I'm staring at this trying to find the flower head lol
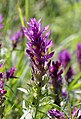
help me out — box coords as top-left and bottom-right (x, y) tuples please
(72, 107), (79, 118)
(11, 28), (24, 49)
(58, 49), (74, 83)
(62, 89), (68, 98)
(76, 43), (81, 70)
(48, 109), (65, 119)
(58, 49), (71, 68)
(72, 107), (81, 119)
(49, 61), (63, 86)
(0, 79), (7, 105)
(6, 67), (16, 80)
(24, 18), (54, 79)
(0, 67), (16, 105)
(49, 61), (63, 105)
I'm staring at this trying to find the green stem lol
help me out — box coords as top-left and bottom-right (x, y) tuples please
(34, 85), (41, 119)
(0, 104), (5, 119)
(54, 79), (61, 106)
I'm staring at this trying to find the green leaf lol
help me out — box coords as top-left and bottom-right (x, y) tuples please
(17, 88), (28, 94)
(20, 109), (32, 119)
(25, 0), (29, 21)
(68, 81), (81, 90)
(17, 4), (24, 27)
(39, 102), (68, 119)
(4, 104), (15, 117)
(68, 73), (81, 90)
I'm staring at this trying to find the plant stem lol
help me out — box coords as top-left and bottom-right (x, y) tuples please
(34, 85), (41, 119)
(0, 104), (4, 119)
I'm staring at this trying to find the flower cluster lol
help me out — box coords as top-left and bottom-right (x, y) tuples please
(49, 61), (63, 105)
(0, 14), (4, 38)
(58, 49), (74, 83)
(24, 18), (54, 81)
(0, 79), (7, 105)
(76, 43), (81, 70)
(48, 109), (65, 119)
(49, 61), (63, 89)
(11, 28), (24, 49)
(0, 65), (15, 105)
(49, 107), (81, 119)
(6, 67), (16, 80)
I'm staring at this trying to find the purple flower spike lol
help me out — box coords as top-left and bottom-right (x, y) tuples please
(49, 61), (63, 87)
(76, 43), (81, 70)
(0, 66), (16, 106)
(0, 79), (7, 105)
(24, 18), (54, 79)
(49, 61), (63, 105)
(58, 49), (74, 83)
(11, 28), (24, 49)
(58, 49), (71, 68)
(48, 109), (65, 119)
(49, 61), (63, 83)
(6, 67), (16, 80)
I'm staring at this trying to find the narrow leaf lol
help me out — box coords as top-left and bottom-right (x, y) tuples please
(69, 82), (81, 90)
(17, 5), (24, 27)
(17, 88), (28, 94)
(68, 73), (81, 90)
(25, 0), (29, 21)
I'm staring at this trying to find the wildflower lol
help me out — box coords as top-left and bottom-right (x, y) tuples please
(0, 78), (7, 105)
(62, 89), (68, 98)
(0, 67), (16, 103)
(76, 43), (81, 70)
(72, 107), (79, 118)
(6, 67), (16, 80)
(24, 18), (54, 80)
(11, 28), (24, 49)
(49, 61), (63, 86)
(72, 107), (81, 119)
(0, 66), (16, 118)
(24, 18), (54, 119)
(0, 81), (7, 119)
(58, 49), (74, 83)
(48, 109), (65, 119)
(49, 61), (63, 105)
